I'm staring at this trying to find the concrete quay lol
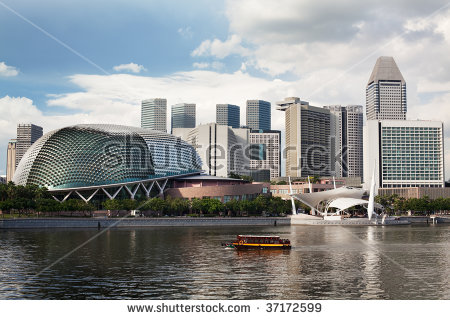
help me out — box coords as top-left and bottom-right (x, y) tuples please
(0, 217), (290, 229)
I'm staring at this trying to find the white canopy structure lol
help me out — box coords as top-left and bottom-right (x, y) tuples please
(291, 186), (365, 213)
(327, 197), (369, 211)
(290, 185), (382, 216)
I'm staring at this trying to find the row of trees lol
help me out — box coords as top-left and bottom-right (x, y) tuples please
(103, 195), (307, 216)
(0, 182), (96, 215)
(2, 181), (450, 216)
(375, 194), (450, 214)
(0, 182), (304, 216)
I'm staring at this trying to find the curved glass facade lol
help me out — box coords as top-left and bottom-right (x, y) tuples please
(13, 124), (202, 190)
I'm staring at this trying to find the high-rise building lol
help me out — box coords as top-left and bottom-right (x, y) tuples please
(141, 98), (167, 132)
(277, 97), (331, 178)
(249, 130), (281, 180)
(364, 120), (444, 189)
(6, 139), (16, 182)
(246, 100), (271, 131)
(16, 124), (43, 168)
(171, 103), (196, 132)
(173, 123), (249, 177)
(366, 56), (406, 120)
(324, 105), (363, 178)
(216, 104), (240, 128)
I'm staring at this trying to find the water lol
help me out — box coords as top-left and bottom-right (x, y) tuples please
(0, 224), (449, 299)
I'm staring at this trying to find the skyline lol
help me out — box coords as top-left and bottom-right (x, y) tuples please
(1, 0), (450, 177)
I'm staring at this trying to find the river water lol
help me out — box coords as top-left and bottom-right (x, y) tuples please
(0, 224), (448, 299)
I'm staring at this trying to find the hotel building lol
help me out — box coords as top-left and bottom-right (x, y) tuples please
(364, 120), (444, 189)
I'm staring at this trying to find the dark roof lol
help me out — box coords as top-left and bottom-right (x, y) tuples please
(174, 175), (244, 182)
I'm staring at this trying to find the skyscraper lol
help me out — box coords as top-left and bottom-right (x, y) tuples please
(246, 100), (271, 131)
(277, 97), (331, 178)
(141, 98), (167, 132)
(16, 124), (43, 168)
(249, 130), (281, 180)
(171, 103), (196, 132)
(6, 139), (16, 182)
(366, 56), (406, 120)
(364, 120), (444, 189)
(216, 104), (240, 128)
(173, 123), (249, 177)
(324, 105), (363, 178)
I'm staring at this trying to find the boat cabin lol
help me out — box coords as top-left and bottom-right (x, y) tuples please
(235, 235), (290, 245)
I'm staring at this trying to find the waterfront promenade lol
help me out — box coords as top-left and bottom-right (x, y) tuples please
(1, 215), (449, 229)
(0, 217), (290, 229)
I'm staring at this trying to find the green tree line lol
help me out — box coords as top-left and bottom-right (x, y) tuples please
(0, 182), (307, 217)
(104, 195), (308, 217)
(375, 194), (450, 215)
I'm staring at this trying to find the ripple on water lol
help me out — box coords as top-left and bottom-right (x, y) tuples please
(0, 225), (449, 299)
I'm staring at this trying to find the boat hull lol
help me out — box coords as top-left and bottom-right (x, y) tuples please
(232, 243), (291, 250)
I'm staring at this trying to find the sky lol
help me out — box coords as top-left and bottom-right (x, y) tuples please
(1, 0), (450, 178)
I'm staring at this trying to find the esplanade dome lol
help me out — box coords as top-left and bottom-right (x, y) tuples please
(13, 124), (202, 190)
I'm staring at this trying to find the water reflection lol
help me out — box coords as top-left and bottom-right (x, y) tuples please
(0, 225), (449, 299)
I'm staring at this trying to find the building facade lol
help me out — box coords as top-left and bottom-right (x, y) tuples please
(165, 176), (270, 203)
(366, 56), (407, 120)
(16, 124), (43, 169)
(6, 139), (17, 182)
(141, 98), (167, 132)
(364, 120), (444, 189)
(246, 100), (271, 131)
(216, 104), (240, 128)
(277, 97), (331, 178)
(171, 103), (196, 132)
(173, 123), (250, 178)
(249, 129), (281, 180)
(324, 105), (363, 178)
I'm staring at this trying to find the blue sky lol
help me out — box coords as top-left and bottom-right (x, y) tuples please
(0, 0), (232, 107)
(1, 0), (450, 177)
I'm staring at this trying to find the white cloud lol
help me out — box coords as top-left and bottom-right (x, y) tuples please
(0, 62), (19, 77)
(178, 26), (193, 39)
(113, 62), (147, 73)
(193, 62), (209, 69)
(191, 34), (249, 59)
(193, 62), (225, 70)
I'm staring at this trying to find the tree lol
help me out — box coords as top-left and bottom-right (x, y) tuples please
(225, 199), (240, 216)
(204, 198), (224, 215)
(144, 197), (167, 215)
(191, 198), (203, 214)
(167, 197), (190, 215)
(103, 199), (122, 211)
(36, 198), (61, 213)
(253, 195), (269, 215)
(239, 199), (253, 215)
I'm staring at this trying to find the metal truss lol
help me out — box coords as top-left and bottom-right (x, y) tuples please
(51, 178), (169, 203)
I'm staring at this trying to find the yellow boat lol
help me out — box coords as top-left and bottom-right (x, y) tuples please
(231, 235), (291, 250)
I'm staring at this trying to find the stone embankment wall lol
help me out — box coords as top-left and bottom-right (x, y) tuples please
(0, 217), (290, 229)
